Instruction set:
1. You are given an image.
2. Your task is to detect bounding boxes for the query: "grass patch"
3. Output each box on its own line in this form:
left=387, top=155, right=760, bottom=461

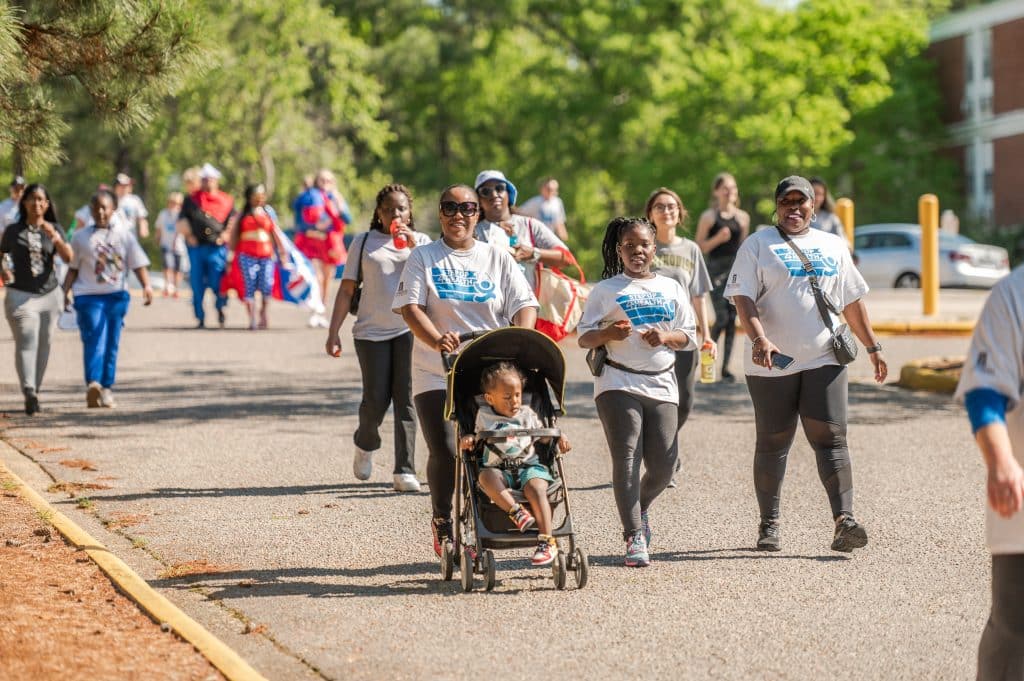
left=47, top=481, right=111, bottom=496
left=103, top=512, right=147, bottom=529
left=1, top=478, right=19, bottom=491
left=76, top=497, right=94, bottom=510
left=35, top=509, right=53, bottom=525
left=58, top=459, right=98, bottom=471
left=159, top=560, right=239, bottom=579
left=131, top=537, right=148, bottom=549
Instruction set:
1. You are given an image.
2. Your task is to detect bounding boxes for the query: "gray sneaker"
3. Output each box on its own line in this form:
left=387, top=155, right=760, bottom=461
left=831, top=515, right=868, bottom=552
left=353, top=445, right=374, bottom=480
left=757, top=520, right=781, bottom=552
left=393, top=474, right=421, bottom=492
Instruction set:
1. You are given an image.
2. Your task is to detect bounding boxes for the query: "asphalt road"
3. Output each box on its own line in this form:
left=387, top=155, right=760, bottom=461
left=0, top=288, right=992, bottom=680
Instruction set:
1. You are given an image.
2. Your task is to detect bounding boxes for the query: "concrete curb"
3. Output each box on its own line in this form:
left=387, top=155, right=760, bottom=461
left=0, top=457, right=268, bottom=681
left=873, top=321, right=975, bottom=335
left=897, top=357, right=964, bottom=393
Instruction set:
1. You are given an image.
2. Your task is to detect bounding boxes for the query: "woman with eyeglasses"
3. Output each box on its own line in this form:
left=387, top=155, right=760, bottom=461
left=645, top=188, right=714, bottom=487
left=326, top=183, right=431, bottom=493
left=724, top=176, right=887, bottom=554
left=695, top=172, right=750, bottom=381
left=0, top=183, right=72, bottom=415
left=393, top=184, right=538, bottom=557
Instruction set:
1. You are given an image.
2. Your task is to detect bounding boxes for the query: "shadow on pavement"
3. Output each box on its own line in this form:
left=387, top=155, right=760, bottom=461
left=587, top=548, right=849, bottom=566
left=93, top=482, right=418, bottom=502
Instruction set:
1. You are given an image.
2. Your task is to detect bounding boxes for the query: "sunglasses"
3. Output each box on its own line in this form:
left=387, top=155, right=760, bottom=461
left=477, top=182, right=507, bottom=198
left=439, top=201, right=479, bottom=218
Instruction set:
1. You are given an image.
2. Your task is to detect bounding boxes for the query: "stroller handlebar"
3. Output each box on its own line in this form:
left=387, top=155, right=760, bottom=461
left=441, top=330, right=491, bottom=370
left=476, top=428, right=561, bottom=441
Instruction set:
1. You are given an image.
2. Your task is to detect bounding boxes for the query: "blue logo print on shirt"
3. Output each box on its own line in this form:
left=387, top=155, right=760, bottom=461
left=616, top=291, right=675, bottom=325
left=431, top=267, right=496, bottom=303
left=771, top=246, right=838, bottom=278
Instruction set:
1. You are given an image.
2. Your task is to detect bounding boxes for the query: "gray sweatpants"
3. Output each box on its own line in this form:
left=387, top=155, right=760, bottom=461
left=595, top=390, right=679, bottom=538
left=4, top=286, right=62, bottom=396
left=978, top=553, right=1024, bottom=681
left=353, top=333, right=416, bottom=475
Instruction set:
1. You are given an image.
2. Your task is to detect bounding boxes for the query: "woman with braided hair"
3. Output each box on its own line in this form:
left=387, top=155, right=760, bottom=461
left=578, top=216, right=696, bottom=567
left=325, top=184, right=431, bottom=493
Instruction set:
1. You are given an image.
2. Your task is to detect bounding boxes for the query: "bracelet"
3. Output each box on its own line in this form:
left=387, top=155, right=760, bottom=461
left=865, top=342, right=883, bottom=354
left=751, top=335, right=766, bottom=345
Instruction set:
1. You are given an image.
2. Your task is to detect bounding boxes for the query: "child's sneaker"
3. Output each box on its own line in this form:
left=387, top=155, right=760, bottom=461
left=531, top=535, right=557, bottom=566
left=624, top=529, right=649, bottom=567
left=641, top=510, right=652, bottom=550
left=508, top=504, right=535, bottom=532
left=431, top=517, right=453, bottom=558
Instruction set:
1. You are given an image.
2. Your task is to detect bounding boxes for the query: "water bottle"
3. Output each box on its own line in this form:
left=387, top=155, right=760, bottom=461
left=699, top=341, right=716, bottom=384
left=390, top=219, right=408, bottom=249
left=508, top=234, right=519, bottom=248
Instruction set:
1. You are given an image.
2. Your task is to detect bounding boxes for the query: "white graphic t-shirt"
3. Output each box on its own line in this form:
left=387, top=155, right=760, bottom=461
left=343, top=229, right=432, bottom=341
left=475, top=405, right=544, bottom=468
left=578, top=273, right=697, bottom=402
left=653, top=237, right=712, bottom=298
left=392, top=239, right=538, bottom=396
left=70, top=224, right=150, bottom=296
left=475, top=215, right=568, bottom=290
left=954, top=265, right=1024, bottom=554
left=724, top=227, right=867, bottom=377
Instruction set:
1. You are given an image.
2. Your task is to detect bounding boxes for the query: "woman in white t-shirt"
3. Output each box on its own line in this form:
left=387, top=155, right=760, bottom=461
left=809, top=177, right=849, bottom=249
left=62, top=189, right=153, bottom=409
left=393, top=184, right=538, bottom=557
left=325, top=184, right=431, bottom=494
left=578, top=217, right=697, bottom=568
left=724, top=176, right=887, bottom=554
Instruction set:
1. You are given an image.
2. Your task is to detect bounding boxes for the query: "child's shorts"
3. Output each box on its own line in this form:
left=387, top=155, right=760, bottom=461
left=499, top=463, right=554, bottom=490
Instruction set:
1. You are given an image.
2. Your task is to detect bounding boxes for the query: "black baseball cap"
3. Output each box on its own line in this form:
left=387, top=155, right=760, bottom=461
left=10, top=176, right=25, bottom=187
left=774, top=175, right=814, bottom=202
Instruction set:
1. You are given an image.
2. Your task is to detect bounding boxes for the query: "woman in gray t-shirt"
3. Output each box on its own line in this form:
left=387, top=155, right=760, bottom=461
left=646, top=188, right=714, bottom=434
left=325, top=184, right=430, bottom=494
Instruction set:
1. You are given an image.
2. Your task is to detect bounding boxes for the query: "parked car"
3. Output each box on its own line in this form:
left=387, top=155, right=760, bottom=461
left=852, top=223, right=1009, bottom=289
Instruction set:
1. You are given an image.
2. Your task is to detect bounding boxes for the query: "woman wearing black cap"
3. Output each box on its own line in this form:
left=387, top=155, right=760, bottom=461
left=724, top=175, right=887, bottom=553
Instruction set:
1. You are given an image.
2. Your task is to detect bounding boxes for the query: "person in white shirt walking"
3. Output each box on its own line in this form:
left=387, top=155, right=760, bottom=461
left=955, top=267, right=1024, bottom=680
left=113, top=173, right=149, bottom=240
left=518, top=176, right=568, bottom=241
left=0, top=176, right=26, bottom=235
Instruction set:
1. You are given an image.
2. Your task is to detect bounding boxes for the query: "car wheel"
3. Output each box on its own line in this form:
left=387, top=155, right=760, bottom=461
left=894, top=272, right=921, bottom=288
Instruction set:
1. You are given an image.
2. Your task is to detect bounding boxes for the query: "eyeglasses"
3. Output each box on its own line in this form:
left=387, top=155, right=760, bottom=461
left=651, top=203, right=678, bottom=213
left=477, top=183, right=507, bottom=198
left=439, top=201, right=479, bottom=218
left=777, top=197, right=809, bottom=209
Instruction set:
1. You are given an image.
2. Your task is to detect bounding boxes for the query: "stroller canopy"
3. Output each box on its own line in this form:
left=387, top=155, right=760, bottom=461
left=445, top=327, right=566, bottom=420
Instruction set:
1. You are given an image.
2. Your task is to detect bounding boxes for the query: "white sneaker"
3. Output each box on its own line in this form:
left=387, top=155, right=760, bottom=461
left=99, top=388, right=116, bottom=408
left=393, top=474, right=421, bottom=493
left=308, top=313, right=329, bottom=328
left=353, top=446, right=374, bottom=480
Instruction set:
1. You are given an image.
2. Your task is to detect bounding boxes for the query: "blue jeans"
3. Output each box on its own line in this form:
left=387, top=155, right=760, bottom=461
left=187, top=244, right=227, bottom=322
left=74, top=291, right=130, bottom=388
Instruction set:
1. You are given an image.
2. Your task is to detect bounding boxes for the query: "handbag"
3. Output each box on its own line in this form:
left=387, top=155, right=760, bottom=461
left=525, top=220, right=589, bottom=342
left=585, top=345, right=675, bottom=377
left=775, top=227, right=858, bottom=365
left=349, top=232, right=368, bottom=316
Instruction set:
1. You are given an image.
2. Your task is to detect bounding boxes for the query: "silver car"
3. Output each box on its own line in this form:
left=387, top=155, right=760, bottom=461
left=852, top=223, right=1009, bottom=289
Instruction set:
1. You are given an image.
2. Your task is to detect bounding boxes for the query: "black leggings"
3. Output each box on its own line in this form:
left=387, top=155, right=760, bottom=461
left=414, top=390, right=458, bottom=519
left=978, top=554, right=1024, bottom=681
left=708, top=255, right=737, bottom=373
left=674, top=349, right=698, bottom=429
left=745, top=365, right=854, bottom=522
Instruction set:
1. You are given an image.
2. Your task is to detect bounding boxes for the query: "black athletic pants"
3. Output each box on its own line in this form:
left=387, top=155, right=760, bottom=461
left=414, top=390, right=457, bottom=519
left=978, top=554, right=1024, bottom=681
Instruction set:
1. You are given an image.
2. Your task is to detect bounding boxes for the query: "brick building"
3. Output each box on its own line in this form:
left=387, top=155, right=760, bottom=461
left=929, top=0, right=1024, bottom=227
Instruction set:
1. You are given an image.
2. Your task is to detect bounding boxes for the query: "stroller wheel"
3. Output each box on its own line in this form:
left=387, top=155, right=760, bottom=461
left=440, top=541, right=454, bottom=581
left=573, top=548, right=589, bottom=589
left=460, top=547, right=475, bottom=592
left=552, top=551, right=567, bottom=590
left=483, top=550, right=496, bottom=591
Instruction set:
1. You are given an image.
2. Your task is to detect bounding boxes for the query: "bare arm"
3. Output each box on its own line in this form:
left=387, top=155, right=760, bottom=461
left=400, top=304, right=457, bottom=352
left=226, top=214, right=240, bottom=252
left=177, top=218, right=197, bottom=247
left=733, top=295, right=778, bottom=369
left=736, top=210, right=751, bottom=243
left=578, top=320, right=632, bottom=349
left=133, top=267, right=153, bottom=305
left=842, top=298, right=887, bottom=384
left=552, top=220, right=568, bottom=242
left=325, top=279, right=358, bottom=357
left=975, top=422, right=1024, bottom=518
left=62, top=268, right=79, bottom=310
left=138, top=218, right=150, bottom=240
left=512, top=306, right=537, bottom=329
left=695, top=210, right=726, bottom=254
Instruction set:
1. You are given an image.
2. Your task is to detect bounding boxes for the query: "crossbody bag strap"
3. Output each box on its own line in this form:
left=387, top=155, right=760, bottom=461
left=355, top=232, right=368, bottom=284
left=604, top=356, right=675, bottom=376
left=775, top=227, right=836, bottom=335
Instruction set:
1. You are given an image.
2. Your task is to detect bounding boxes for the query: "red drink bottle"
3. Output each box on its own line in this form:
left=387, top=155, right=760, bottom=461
left=390, top=219, right=408, bottom=248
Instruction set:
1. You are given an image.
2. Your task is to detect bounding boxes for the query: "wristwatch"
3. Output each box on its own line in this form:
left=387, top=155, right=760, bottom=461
left=865, top=343, right=883, bottom=354
left=529, top=247, right=542, bottom=263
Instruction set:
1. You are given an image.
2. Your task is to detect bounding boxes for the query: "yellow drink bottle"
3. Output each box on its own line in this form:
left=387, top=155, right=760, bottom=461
left=699, top=341, right=716, bottom=384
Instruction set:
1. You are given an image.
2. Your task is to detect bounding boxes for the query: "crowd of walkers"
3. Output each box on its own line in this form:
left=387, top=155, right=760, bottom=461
left=2, top=167, right=1018, bottom=676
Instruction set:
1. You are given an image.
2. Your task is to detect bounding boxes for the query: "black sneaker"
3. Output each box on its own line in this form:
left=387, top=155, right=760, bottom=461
left=217, top=308, right=226, bottom=328
left=721, top=370, right=736, bottom=383
left=431, top=517, right=453, bottom=558
left=24, top=393, right=39, bottom=416
left=831, top=515, right=868, bottom=552
left=757, top=520, right=781, bottom=552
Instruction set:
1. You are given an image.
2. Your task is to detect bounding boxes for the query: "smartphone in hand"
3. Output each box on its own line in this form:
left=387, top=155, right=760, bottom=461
left=771, top=352, right=795, bottom=369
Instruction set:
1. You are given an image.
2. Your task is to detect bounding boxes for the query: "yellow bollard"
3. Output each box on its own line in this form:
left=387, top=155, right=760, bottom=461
left=919, top=194, right=940, bottom=316
left=835, top=198, right=854, bottom=246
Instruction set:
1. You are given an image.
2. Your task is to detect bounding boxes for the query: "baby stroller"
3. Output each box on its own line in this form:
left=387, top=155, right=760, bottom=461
left=439, top=327, right=589, bottom=591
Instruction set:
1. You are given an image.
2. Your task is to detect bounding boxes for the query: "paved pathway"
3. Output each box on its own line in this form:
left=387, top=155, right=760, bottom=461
left=0, top=289, right=992, bottom=680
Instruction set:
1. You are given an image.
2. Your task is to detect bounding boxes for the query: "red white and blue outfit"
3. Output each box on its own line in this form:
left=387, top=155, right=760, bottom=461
left=292, top=187, right=351, bottom=265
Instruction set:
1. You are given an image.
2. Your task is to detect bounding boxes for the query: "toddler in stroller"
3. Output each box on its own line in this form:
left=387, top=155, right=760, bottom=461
left=460, top=361, right=572, bottom=566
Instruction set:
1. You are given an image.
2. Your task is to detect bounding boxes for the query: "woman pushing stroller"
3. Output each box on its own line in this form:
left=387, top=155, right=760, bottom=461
left=459, top=361, right=572, bottom=566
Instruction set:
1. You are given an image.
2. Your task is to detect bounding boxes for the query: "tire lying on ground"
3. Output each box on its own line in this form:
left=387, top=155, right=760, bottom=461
left=897, top=357, right=964, bottom=393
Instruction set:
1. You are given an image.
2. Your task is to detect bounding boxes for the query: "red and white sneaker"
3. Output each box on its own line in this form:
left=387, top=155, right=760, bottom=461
left=508, top=504, right=535, bottom=532
left=531, top=535, right=557, bottom=566
left=431, top=517, right=453, bottom=558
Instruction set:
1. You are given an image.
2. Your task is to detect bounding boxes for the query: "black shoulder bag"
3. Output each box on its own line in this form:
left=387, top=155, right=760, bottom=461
left=775, top=227, right=857, bottom=365
left=585, top=345, right=675, bottom=377
left=349, top=233, right=368, bottom=317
